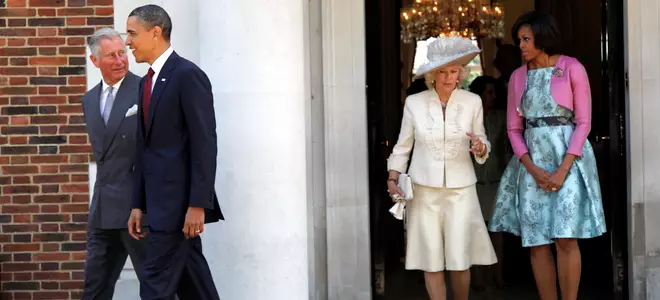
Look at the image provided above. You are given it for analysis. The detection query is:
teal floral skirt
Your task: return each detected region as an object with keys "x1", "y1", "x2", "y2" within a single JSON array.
[{"x1": 487, "y1": 124, "x2": 607, "y2": 247}]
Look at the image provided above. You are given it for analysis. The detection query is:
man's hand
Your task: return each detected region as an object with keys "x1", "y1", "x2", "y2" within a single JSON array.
[
  {"x1": 183, "y1": 206, "x2": 205, "y2": 239},
  {"x1": 128, "y1": 209, "x2": 147, "y2": 240}
]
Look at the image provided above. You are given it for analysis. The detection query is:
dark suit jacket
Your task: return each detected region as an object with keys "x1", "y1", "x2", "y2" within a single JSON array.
[
  {"x1": 132, "y1": 51, "x2": 224, "y2": 232},
  {"x1": 83, "y1": 72, "x2": 148, "y2": 229}
]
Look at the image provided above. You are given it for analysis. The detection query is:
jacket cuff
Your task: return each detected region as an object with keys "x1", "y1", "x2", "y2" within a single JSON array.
[
  {"x1": 473, "y1": 138, "x2": 490, "y2": 164},
  {"x1": 189, "y1": 191, "x2": 214, "y2": 209},
  {"x1": 513, "y1": 146, "x2": 529, "y2": 159},
  {"x1": 387, "y1": 155, "x2": 409, "y2": 173},
  {"x1": 566, "y1": 148, "x2": 583, "y2": 158}
]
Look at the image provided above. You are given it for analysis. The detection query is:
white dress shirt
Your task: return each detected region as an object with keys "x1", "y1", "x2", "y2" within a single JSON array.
[
  {"x1": 149, "y1": 46, "x2": 174, "y2": 92},
  {"x1": 100, "y1": 76, "x2": 125, "y2": 116}
]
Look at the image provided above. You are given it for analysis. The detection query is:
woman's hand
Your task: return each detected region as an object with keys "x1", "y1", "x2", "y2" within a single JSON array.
[
  {"x1": 520, "y1": 154, "x2": 552, "y2": 191},
  {"x1": 528, "y1": 164, "x2": 552, "y2": 191},
  {"x1": 548, "y1": 168, "x2": 569, "y2": 192},
  {"x1": 387, "y1": 181, "x2": 405, "y2": 202},
  {"x1": 467, "y1": 132, "x2": 487, "y2": 156},
  {"x1": 386, "y1": 170, "x2": 405, "y2": 201},
  {"x1": 547, "y1": 156, "x2": 575, "y2": 192}
]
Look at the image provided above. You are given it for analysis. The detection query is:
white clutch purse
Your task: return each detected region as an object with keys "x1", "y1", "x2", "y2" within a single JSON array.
[
  {"x1": 389, "y1": 173, "x2": 413, "y2": 220},
  {"x1": 397, "y1": 173, "x2": 413, "y2": 201}
]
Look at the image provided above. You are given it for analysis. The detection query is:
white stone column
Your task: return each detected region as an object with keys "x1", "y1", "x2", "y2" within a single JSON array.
[
  {"x1": 627, "y1": 0, "x2": 660, "y2": 297},
  {"x1": 198, "y1": 1, "x2": 310, "y2": 300}
]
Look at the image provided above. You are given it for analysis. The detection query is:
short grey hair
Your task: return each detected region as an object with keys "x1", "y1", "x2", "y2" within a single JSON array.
[
  {"x1": 88, "y1": 28, "x2": 122, "y2": 57},
  {"x1": 128, "y1": 4, "x2": 172, "y2": 41},
  {"x1": 423, "y1": 65, "x2": 471, "y2": 90}
]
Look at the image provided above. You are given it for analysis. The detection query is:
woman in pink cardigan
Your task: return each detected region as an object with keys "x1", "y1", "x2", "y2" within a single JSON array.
[{"x1": 488, "y1": 11, "x2": 606, "y2": 300}]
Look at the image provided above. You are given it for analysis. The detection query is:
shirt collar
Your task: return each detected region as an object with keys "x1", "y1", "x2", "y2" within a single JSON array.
[
  {"x1": 101, "y1": 76, "x2": 125, "y2": 93},
  {"x1": 150, "y1": 46, "x2": 174, "y2": 74},
  {"x1": 429, "y1": 87, "x2": 458, "y2": 103}
]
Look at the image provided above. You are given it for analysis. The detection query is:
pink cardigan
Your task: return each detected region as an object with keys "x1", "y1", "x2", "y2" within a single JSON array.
[{"x1": 507, "y1": 55, "x2": 592, "y2": 158}]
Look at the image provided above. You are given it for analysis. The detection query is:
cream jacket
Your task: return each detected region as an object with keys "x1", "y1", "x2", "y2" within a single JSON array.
[{"x1": 387, "y1": 89, "x2": 490, "y2": 188}]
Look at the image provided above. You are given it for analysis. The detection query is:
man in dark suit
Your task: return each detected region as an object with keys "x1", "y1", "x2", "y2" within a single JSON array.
[
  {"x1": 125, "y1": 4, "x2": 223, "y2": 300},
  {"x1": 81, "y1": 28, "x2": 149, "y2": 299}
]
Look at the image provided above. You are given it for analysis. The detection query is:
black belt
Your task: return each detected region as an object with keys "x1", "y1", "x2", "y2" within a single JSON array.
[{"x1": 525, "y1": 116, "x2": 573, "y2": 128}]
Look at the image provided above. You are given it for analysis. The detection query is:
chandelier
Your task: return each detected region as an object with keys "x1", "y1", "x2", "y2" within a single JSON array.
[{"x1": 400, "y1": 0, "x2": 505, "y2": 43}]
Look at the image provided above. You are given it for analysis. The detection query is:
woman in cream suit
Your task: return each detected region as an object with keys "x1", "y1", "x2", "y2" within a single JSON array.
[{"x1": 387, "y1": 36, "x2": 497, "y2": 300}]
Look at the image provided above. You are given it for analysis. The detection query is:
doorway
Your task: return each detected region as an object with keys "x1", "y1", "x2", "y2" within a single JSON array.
[{"x1": 365, "y1": 0, "x2": 628, "y2": 299}]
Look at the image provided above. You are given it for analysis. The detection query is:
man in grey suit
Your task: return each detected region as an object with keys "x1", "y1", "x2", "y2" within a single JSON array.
[{"x1": 81, "y1": 28, "x2": 148, "y2": 300}]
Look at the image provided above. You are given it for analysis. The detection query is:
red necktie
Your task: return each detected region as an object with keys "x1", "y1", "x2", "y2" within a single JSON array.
[{"x1": 142, "y1": 67, "x2": 155, "y2": 125}]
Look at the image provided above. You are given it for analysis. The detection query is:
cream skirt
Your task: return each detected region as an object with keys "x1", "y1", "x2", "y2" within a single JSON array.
[{"x1": 405, "y1": 184, "x2": 497, "y2": 272}]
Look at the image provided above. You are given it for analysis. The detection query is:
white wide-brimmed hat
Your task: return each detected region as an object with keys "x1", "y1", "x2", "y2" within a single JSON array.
[{"x1": 413, "y1": 36, "x2": 481, "y2": 80}]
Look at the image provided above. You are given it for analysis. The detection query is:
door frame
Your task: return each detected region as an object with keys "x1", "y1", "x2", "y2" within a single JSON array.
[
  {"x1": 623, "y1": 0, "x2": 660, "y2": 298},
  {"x1": 603, "y1": 0, "x2": 629, "y2": 298},
  {"x1": 319, "y1": 0, "x2": 645, "y2": 299},
  {"x1": 318, "y1": 0, "x2": 372, "y2": 299}
]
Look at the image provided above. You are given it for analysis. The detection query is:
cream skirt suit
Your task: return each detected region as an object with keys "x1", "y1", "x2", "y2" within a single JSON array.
[{"x1": 388, "y1": 88, "x2": 498, "y2": 272}]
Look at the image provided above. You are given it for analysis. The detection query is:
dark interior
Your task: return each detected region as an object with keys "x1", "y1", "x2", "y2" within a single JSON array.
[{"x1": 366, "y1": 0, "x2": 628, "y2": 299}]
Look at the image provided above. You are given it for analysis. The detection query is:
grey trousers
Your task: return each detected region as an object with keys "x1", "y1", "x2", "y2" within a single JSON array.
[{"x1": 81, "y1": 227, "x2": 149, "y2": 300}]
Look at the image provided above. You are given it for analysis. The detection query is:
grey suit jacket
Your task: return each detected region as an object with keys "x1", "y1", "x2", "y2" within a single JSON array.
[{"x1": 83, "y1": 72, "x2": 148, "y2": 229}]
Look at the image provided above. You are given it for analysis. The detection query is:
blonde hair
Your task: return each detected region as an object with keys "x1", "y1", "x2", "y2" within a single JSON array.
[{"x1": 423, "y1": 65, "x2": 471, "y2": 90}]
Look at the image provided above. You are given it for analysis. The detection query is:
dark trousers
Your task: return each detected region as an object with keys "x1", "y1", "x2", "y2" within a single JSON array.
[
  {"x1": 140, "y1": 229, "x2": 220, "y2": 300},
  {"x1": 82, "y1": 227, "x2": 149, "y2": 300}
]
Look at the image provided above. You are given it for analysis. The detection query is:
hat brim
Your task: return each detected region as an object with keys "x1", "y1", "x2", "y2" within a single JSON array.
[{"x1": 413, "y1": 50, "x2": 481, "y2": 80}]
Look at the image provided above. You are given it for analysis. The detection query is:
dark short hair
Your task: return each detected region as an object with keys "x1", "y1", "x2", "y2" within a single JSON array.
[
  {"x1": 128, "y1": 4, "x2": 172, "y2": 41},
  {"x1": 511, "y1": 11, "x2": 561, "y2": 56},
  {"x1": 469, "y1": 75, "x2": 506, "y2": 109},
  {"x1": 469, "y1": 76, "x2": 498, "y2": 96}
]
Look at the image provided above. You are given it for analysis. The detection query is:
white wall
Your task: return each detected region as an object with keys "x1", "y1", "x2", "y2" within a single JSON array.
[{"x1": 198, "y1": 0, "x2": 310, "y2": 298}]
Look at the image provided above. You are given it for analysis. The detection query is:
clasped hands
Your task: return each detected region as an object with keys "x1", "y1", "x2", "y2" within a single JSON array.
[{"x1": 530, "y1": 165, "x2": 568, "y2": 192}]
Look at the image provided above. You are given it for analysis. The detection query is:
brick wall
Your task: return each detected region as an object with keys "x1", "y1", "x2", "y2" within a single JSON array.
[{"x1": 0, "y1": 0, "x2": 113, "y2": 299}]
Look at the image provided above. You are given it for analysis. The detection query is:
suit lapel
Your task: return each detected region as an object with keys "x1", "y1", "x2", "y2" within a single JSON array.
[
  {"x1": 138, "y1": 76, "x2": 146, "y2": 139},
  {"x1": 100, "y1": 73, "x2": 138, "y2": 157},
  {"x1": 145, "y1": 52, "x2": 177, "y2": 139},
  {"x1": 85, "y1": 83, "x2": 106, "y2": 155}
]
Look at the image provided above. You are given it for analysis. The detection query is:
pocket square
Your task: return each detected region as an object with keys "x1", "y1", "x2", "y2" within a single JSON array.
[{"x1": 125, "y1": 104, "x2": 138, "y2": 117}]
